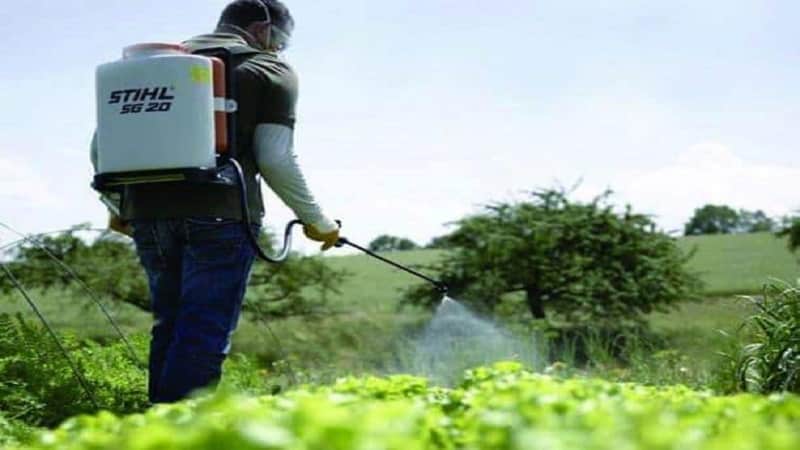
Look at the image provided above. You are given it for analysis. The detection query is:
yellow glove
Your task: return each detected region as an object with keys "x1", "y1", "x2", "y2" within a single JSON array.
[
  {"x1": 108, "y1": 214, "x2": 133, "y2": 237},
  {"x1": 303, "y1": 222, "x2": 340, "y2": 251}
]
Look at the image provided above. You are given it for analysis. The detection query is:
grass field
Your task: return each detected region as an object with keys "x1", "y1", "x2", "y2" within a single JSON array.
[
  {"x1": 678, "y1": 232, "x2": 799, "y2": 295},
  {"x1": 321, "y1": 249, "x2": 444, "y2": 312}
]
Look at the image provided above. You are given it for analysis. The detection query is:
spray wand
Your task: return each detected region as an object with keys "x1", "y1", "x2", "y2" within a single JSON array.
[{"x1": 335, "y1": 236, "x2": 448, "y2": 295}]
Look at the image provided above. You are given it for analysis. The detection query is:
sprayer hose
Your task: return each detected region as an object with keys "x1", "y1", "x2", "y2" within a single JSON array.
[{"x1": 228, "y1": 158, "x2": 302, "y2": 264}]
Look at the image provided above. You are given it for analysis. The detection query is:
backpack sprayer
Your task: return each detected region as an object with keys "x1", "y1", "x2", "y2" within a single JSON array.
[{"x1": 92, "y1": 41, "x2": 300, "y2": 264}]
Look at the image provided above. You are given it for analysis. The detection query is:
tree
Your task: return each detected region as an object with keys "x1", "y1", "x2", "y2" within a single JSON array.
[
  {"x1": 684, "y1": 205, "x2": 776, "y2": 236},
  {"x1": 0, "y1": 225, "x2": 348, "y2": 320},
  {"x1": 738, "y1": 209, "x2": 776, "y2": 233},
  {"x1": 367, "y1": 235, "x2": 419, "y2": 252},
  {"x1": 425, "y1": 234, "x2": 459, "y2": 249},
  {"x1": 402, "y1": 189, "x2": 701, "y2": 326},
  {"x1": 777, "y1": 216, "x2": 800, "y2": 254},
  {"x1": 684, "y1": 204, "x2": 741, "y2": 236}
]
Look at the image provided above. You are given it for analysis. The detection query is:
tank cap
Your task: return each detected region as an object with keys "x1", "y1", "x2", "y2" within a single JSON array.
[{"x1": 123, "y1": 43, "x2": 188, "y2": 59}]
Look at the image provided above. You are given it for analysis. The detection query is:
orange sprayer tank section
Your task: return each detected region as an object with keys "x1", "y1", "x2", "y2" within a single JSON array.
[{"x1": 210, "y1": 57, "x2": 229, "y2": 154}]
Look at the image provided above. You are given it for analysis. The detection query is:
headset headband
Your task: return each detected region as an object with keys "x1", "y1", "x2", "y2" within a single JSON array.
[{"x1": 260, "y1": 1, "x2": 272, "y2": 25}]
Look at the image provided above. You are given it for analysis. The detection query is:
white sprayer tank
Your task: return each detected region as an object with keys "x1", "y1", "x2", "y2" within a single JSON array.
[{"x1": 95, "y1": 43, "x2": 216, "y2": 174}]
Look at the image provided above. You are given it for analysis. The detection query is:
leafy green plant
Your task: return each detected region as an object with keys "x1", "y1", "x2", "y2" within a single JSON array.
[
  {"x1": 732, "y1": 283, "x2": 800, "y2": 394},
  {"x1": 0, "y1": 414, "x2": 35, "y2": 448},
  {"x1": 11, "y1": 362, "x2": 800, "y2": 450},
  {"x1": 0, "y1": 313, "x2": 148, "y2": 427}
]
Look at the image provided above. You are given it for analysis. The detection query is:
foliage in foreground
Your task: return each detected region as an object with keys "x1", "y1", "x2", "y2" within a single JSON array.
[
  {"x1": 0, "y1": 313, "x2": 274, "y2": 429},
  {"x1": 10, "y1": 362, "x2": 800, "y2": 450},
  {"x1": 729, "y1": 284, "x2": 800, "y2": 394},
  {"x1": 0, "y1": 415, "x2": 36, "y2": 448},
  {"x1": 0, "y1": 314, "x2": 149, "y2": 427},
  {"x1": 404, "y1": 189, "x2": 702, "y2": 325}
]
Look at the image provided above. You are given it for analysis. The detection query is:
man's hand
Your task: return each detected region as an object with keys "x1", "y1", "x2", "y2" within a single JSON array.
[
  {"x1": 108, "y1": 214, "x2": 133, "y2": 237},
  {"x1": 303, "y1": 222, "x2": 340, "y2": 251}
]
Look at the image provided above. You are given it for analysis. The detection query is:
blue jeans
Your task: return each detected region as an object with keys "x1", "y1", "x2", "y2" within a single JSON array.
[{"x1": 131, "y1": 218, "x2": 258, "y2": 403}]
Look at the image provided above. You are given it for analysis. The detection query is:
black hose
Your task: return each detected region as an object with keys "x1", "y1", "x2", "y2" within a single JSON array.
[
  {"x1": 0, "y1": 222, "x2": 143, "y2": 369},
  {"x1": 0, "y1": 262, "x2": 100, "y2": 409},
  {"x1": 227, "y1": 158, "x2": 305, "y2": 385},
  {"x1": 228, "y1": 158, "x2": 302, "y2": 263}
]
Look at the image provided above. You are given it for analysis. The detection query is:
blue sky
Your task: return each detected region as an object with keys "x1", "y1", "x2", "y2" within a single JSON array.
[{"x1": 1, "y1": 1, "x2": 798, "y2": 251}]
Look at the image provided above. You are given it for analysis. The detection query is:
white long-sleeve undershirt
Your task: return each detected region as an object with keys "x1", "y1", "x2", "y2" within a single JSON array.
[{"x1": 253, "y1": 124, "x2": 337, "y2": 233}]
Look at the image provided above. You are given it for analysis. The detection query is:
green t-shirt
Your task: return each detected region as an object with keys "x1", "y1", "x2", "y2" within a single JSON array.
[{"x1": 117, "y1": 32, "x2": 298, "y2": 224}]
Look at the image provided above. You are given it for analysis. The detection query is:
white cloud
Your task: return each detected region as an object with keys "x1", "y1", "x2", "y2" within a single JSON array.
[
  {"x1": 0, "y1": 152, "x2": 107, "y2": 247},
  {"x1": 582, "y1": 142, "x2": 800, "y2": 232},
  {"x1": 0, "y1": 156, "x2": 55, "y2": 207}
]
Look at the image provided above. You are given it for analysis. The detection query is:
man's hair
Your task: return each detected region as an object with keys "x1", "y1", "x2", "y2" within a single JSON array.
[{"x1": 218, "y1": 0, "x2": 294, "y2": 31}]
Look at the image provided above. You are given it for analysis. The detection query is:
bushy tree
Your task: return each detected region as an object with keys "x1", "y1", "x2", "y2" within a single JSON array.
[
  {"x1": 367, "y1": 235, "x2": 419, "y2": 252},
  {"x1": 684, "y1": 204, "x2": 741, "y2": 236},
  {"x1": 0, "y1": 224, "x2": 348, "y2": 320},
  {"x1": 403, "y1": 189, "x2": 701, "y2": 326}
]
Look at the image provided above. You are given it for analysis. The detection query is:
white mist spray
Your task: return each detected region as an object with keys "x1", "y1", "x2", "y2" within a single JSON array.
[{"x1": 404, "y1": 296, "x2": 541, "y2": 385}]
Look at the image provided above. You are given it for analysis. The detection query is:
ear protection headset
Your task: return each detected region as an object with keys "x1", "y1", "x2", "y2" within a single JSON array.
[{"x1": 258, "y1": 1, "x2": 292, "y2": 51}]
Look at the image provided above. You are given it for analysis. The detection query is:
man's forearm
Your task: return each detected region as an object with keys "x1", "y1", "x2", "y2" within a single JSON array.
[{"x1": 253, "y1": 124, "x2": 336, "y2": 231}]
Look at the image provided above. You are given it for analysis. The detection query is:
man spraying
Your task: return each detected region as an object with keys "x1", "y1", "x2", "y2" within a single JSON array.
[{"x1": 91, "y1": 0, "x2": 340, "y2": 403}]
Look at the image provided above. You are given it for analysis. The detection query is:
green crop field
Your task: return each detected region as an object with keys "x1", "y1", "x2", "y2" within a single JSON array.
[{"x1": 7, "y1": 363, "x2": 800, "y2": 450}]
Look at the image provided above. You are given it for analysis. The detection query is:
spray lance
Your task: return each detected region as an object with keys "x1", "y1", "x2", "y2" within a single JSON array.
[{"x1": 335, "y1": 234, "x2": 448, "y2": 295}]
